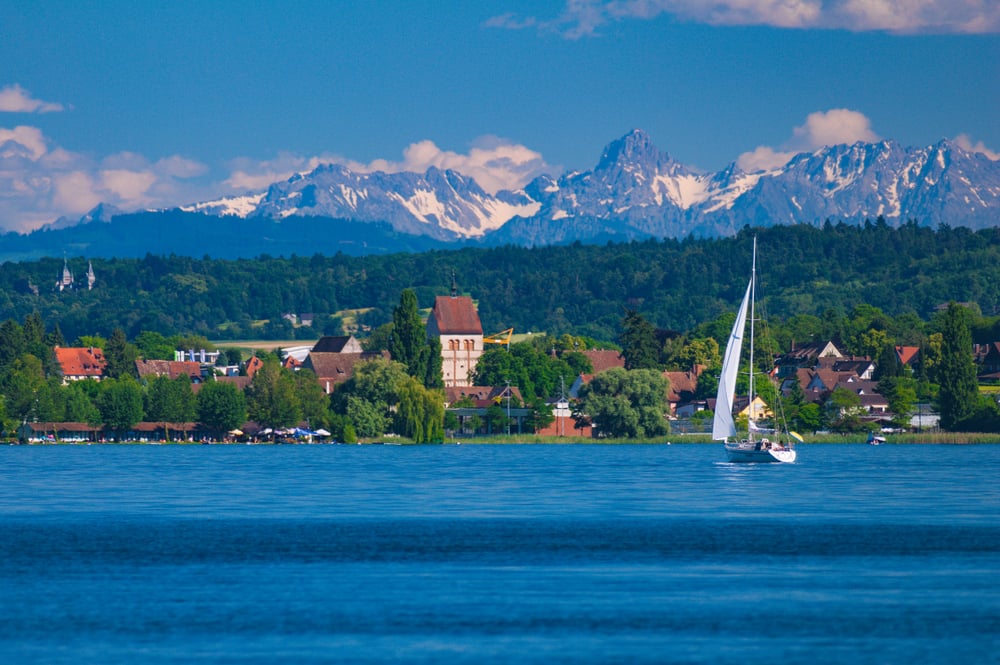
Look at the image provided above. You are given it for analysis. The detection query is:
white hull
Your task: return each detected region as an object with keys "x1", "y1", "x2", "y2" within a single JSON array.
[{"x1": 724, "y1": 440, "x2": 797, "y2": 463}]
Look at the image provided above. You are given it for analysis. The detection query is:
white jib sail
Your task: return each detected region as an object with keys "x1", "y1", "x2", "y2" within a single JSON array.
[{"x1": 712, "y1": 278, "x2": 753, "y2": 440}]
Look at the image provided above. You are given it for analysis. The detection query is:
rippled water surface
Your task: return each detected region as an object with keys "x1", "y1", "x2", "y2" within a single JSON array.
[{"x1": 1, "y1": 443, "x2": 998, "y2": 663}]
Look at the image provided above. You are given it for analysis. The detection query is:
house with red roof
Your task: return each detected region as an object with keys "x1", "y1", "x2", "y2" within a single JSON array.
[
  {"x1": 135, "y1": 359, "x2": 204, "y2": 383},
  {"x1": 581, "y1": 349, "x2": 625, "y2": 373},
  {"x1": 54, "y1": 346, "x2": 106, "y2": 383}
]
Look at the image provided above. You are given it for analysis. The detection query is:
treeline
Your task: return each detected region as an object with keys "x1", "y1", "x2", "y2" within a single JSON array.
[{"x1": 2, "y1": 220, "x2": 1000, "y2": 344}]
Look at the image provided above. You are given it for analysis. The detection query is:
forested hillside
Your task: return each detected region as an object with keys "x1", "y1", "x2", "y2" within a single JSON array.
[{"x1": 2, "y1": 221, "x2": 1000, "y2": 344}]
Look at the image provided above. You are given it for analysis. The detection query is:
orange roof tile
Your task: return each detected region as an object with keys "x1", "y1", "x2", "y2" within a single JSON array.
[
  {"x1": 55, "y1": 346, "x2": 106, "y2": 378},
  {"x1": 430, "y1": 296, "x2": 482, "y2": 335}
]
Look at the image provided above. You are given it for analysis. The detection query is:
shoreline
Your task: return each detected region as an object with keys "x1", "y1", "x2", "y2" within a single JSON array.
[{"x1": 9, "y1": 433, "x2": 1000, "y2": 446}]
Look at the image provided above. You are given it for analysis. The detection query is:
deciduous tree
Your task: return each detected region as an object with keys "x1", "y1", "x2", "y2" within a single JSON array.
[
  {"x1": 196, "y1": 380, "x2": 247, "y2": 438},
  {"x1": 577, "y1": 367, "x2": 668, "y2": 438}
]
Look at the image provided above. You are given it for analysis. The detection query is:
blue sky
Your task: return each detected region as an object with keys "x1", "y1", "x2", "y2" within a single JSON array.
[{"x1": 1, "y1": 0, "x2": 997, "y2": 232}]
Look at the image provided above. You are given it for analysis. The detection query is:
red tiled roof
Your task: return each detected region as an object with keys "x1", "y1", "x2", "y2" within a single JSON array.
[
  {"x1": 896, "y1": 345, "x2": 920, "y2": 365},
  {"x1": 135, "y1": 359, "x2": 202, "y2": 380},
  {"x1": 245, "y1": 356, "x2": 264, "y2": 378},
  {"x1": 663, "y1": 370, "x2": 698, "y2": 403},
  {"x1": 582, "y1": 350, "x2": 625, "y2": 373},
  {"x1": 430, "y1": 296, "x2": 482, "y2": 335},
  {"x1": 55, "y1": 346, "x2": 106, "y2": 378}
]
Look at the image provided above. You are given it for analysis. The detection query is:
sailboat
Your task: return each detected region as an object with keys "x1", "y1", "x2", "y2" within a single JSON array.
[{"x1": 713, "y1": 238, "x2": 797, "y2": 464}]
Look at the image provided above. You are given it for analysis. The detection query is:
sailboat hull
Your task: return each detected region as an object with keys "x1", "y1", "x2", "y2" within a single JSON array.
[{"x1": 724, "y1": 441, "x2": 797, "y2": 463}]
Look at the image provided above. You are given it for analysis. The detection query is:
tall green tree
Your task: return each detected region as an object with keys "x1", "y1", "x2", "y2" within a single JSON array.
[
  {"x1": 104, "y1": 328, "x2": 139, "y2": 379},
  {"x1": 245, "y1": 357, "x2": 301, "y2": 430},
  {"x1": 97, "y1": 376, "x2": 145, "y2": 440},
  {"x1": 0, "y1": 354, "x2": 46, "y2": 423},
  {"x1": 576, "y1": 367, "x2": 669, "y2": 438},
  {"x1": 64, "y1": 381, "x2": 102, "y2": 426},
  {"x1": 619, "y1": 310, "x2": 660, "y2": 370},
  {"x1": 293, "y1": 369, "x2": 331, "y2": 431},
  {"x1": 196, "y1": 380, "x2": 247, "y2": 438},
  {"x1": 422, "y1": 336, "x2": 444, "y2": 389},
  {"x1": 936, "y1": 303, "x2": 979, "y2": 430},
  {"x1": 389, "y1": 289, "x2": 443, "y2": 388},
  {"x1": 331, "y1": 357, "x2": 409, "y2": 438},
  {"x1": 390, "y1": 289, "x2": 426, "y2": 376},
  {"x1": 873, "y1": 342, "x2": 903, "y2": 381},
  {"x1": 145, "y1": 375, "x2": 197, "y2": 440}
]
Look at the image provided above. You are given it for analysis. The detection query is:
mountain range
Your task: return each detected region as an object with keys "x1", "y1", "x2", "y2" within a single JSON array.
[{"x1": 4, "y1": 129, "x2": 999, "y2": 260}]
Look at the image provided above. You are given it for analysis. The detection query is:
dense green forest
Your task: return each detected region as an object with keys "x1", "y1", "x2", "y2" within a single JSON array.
[{"x1": 3, "y1": 221, "x2": 1000, "y2": 344}]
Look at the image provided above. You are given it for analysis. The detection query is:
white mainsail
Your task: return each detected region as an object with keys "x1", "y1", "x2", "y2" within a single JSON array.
[{"x1": 712, "y1": 277, "x2": 752, "y2": 440}]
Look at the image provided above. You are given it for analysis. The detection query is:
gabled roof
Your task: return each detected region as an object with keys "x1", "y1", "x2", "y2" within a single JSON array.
[
  {"x1": 135, "y1": 359, "x2": 202, "y2": 381},
  {"x1": 54, "y1": 346, "x2": 106, "y2": 378},
  {"x1": 245, "y1": 356, "x2": 264, "y2": 378},
  {"x1": 781, "y1": 340, "x2": 842, "y2": 362},
  {"x1": 303, "y1": 351, "x2": 387, "y2": 387},
  {"x1": 896, "y1": 345, "x2": 920, "y2": 365},
  {"x1": 429, "y1": 296, "x2": 482, "y2": 335},
  {"x1": 582, "y1": 350, "x2": 625, "y2": 373},
  {"x1": 663, "y1": 370, "x2": 698, "y2": 404},
  {"x1": 312, "y1": 335, "x2": 363, "y2": 353}
]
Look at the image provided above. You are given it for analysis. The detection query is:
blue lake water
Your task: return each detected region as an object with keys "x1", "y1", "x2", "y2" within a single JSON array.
[{"x1": 1, "y1": 443, "x2": 998, "y2": 664}]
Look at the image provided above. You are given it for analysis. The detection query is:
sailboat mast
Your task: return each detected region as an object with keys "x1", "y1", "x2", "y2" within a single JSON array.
[{"x1": 748, "y1": 237, "x2": 757, "y2": 436}]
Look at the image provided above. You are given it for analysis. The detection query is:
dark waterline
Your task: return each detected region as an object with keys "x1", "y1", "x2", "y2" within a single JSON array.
[{"x1": 1, "y1": 444, "x2": 998, "y2": 664}]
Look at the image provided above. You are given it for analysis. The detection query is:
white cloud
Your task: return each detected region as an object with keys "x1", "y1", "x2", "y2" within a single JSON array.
[
  {"x1": 100, "y1": 169, "x2": 158, "y2": 206},
  {"x1": 52, "y1": 171, "x2": 101, "y2": 213},
  {"x1": 736, "y1": 145, "x2": 798, "y2": 172},
  {"x1": 954, "y1": 133, "x2": 1000, "y2": 160},
  {"x1": 226, "y1": 138, "x2": 553, "y2": 195},
  {"x1": 737, "y1": 108, "x2": 880, "y2": 171},
  {"x1": 789, "y1": 108, "x2": 880, "y2": 150},
  {"x1": 223, "y1": 152, "x2": 340, "y2": 191},
  {"x1": 0, "y1": 125, "x2": 48, "y2": 160},
  {"x1": 361, "y1": 137, "x2": 551, "y2": 193},
  {"x1": 488, "y1": 0, "x2": 1000, "y2": 37},
  {"x1": 0, "y1": 84, "x2": 65, "y2": 113},
  {"x1": 0, "y1": 124, "x2": 211, "y2": 232}
]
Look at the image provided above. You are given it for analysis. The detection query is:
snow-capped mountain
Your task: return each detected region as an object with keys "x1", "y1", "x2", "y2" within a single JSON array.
[
  {"x1": 492, "y1": 130, "x2": 1000, "y2": 243},
  {"x1": 183, "y1": 164, "x2": 540, "y2": 241},
  {"x1": 178, "y1": 129, "x2": 1000, "y2": 246},
  {"x1": 42, "y1": 129, "x2": 1000, "y2": 256}
]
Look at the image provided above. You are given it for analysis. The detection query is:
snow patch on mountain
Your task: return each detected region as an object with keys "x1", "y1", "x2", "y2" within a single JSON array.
[
  {"x1": 156, "y1": 129, "x2": 1000, "y2": 247},
  {"x1": 181, "y1": 192, "x2": 266, "y2": 217}
]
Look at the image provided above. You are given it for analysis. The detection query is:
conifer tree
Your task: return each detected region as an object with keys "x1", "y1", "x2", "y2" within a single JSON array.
[
  {"x1": 937, "y1": 303, "x2": 978, "y2": 430},
  {"x1": 620, "y1": 310, "x2": 660, "y2": 370},
  {"x1": 390, "y1": 288, "x2": 427, "y2": 379}
]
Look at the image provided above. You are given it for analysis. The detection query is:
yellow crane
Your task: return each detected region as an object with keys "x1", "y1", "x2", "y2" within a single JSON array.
[{"x1": 484, "y1": 328, "x2": 514, "y2": 347}]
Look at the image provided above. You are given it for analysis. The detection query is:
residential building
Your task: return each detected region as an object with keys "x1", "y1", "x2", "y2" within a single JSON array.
[
  {"x1": 135, "y1": 359, "x2": 204, "y2": 383},
  {"x1": 54, "y1": 346, "x2": 106, "y2": 383},
  {"x1": 302, "y1": 336, "x2": 384, "y2": 394}
]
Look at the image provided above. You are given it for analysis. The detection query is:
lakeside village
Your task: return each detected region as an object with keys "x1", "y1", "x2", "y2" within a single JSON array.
[
  {"x1": 10, "y1": 261, "x2": 1000, "y2": 443},
  {"x1": 19, "y1": 279, "x2": 1000, "y2": 444}
]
